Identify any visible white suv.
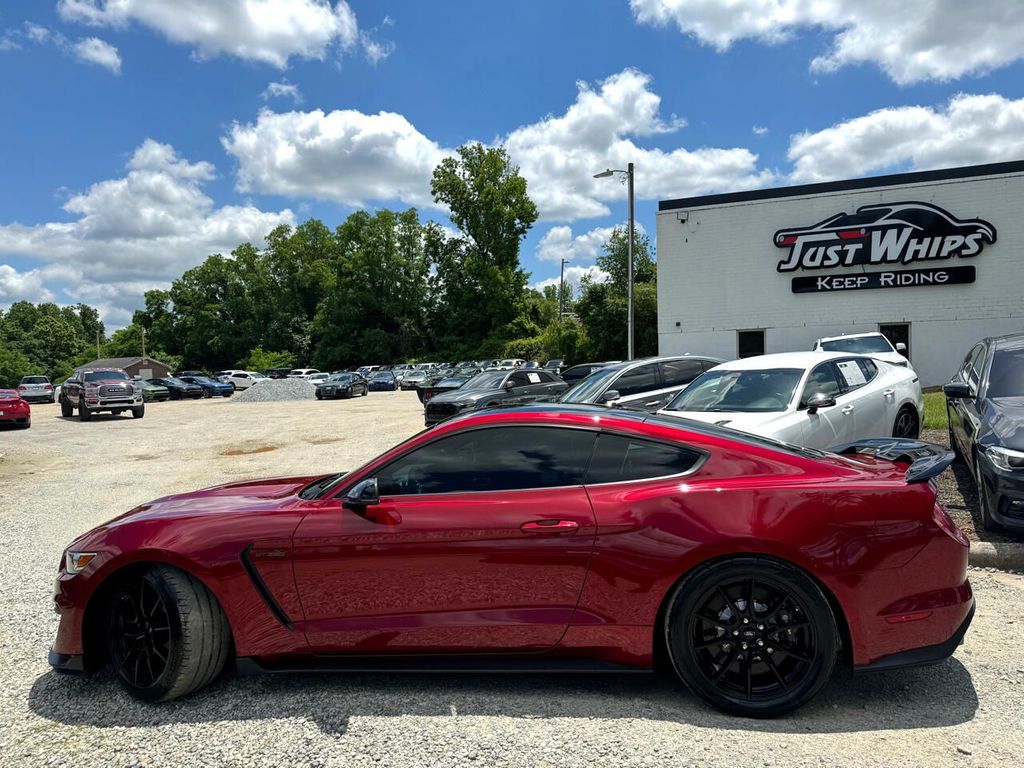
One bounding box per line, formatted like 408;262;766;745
287;368;320;379
812;332;912;369
214;370;264;390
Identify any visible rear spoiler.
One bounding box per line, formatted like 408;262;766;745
829;438;955;484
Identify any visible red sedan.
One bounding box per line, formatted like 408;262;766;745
0;389;31;428
50;405;973;717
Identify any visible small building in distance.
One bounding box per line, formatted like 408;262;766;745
77;356;173;380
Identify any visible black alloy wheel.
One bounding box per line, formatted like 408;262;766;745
106;566;231;702
893;407;919;439
666;558;837;717
202;388;212;399
108;575;174;693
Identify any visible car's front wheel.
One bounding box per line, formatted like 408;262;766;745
78;397;91;421
975;459;1002;532
664;557;838;718
131;403;145;419
106;565;231;702
893;406;919;439
60;396;73;417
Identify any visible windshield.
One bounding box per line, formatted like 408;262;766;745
84;371;128;382
437;377;468;387
0;392;17;399
406;371;426;379
22;376;48;384
194;377;219;385
461;371;507;391
666;368;803;413
328;374;353;382
819;335;893;354
988;348;1024;398
558;366;622;403
372;372;394;380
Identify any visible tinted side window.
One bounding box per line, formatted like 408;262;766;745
854;358;878;382
378;427;597;495
586;434;701;484
801;363;842;405
965;345;986;389
614;364;660;396
660;359;705;387
834;359;871;392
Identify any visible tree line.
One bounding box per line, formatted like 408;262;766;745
0;144;656;386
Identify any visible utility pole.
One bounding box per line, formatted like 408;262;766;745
559;258;568;318
96;330;101;359
626;161;635;361
141;327;146;360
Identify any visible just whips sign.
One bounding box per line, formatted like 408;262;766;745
773;202;996;293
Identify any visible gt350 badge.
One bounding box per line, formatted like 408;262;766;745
773;202;996;273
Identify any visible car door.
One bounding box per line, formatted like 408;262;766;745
292;425;599;655
833;357;890;439
610;362;663;410
798;361;858;449
953;345;987;464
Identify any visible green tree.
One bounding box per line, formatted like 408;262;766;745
239;346;295;371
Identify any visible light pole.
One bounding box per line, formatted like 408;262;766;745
559;258;569;318
594;162;635;360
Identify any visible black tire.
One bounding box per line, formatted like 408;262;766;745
202;389;211;399
948;418;965;464
60;396;73;417
893;406;919;439
664;557;838;718
132;403;145;419
78;397;91;421
106;565;231;702
975;459;1002;532
315;392;322;400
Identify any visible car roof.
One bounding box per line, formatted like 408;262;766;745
988;333;1024;352
74;367;125;373
816;331;887;343
710;351;858;371
591;354;726;375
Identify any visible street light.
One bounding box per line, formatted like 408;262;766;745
559;258;569;318
594;162;635;360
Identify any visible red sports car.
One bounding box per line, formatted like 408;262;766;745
50;405;973;717
0;389;31;428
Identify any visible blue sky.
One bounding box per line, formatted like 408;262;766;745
3;0;1024;327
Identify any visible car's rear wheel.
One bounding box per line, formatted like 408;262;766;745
106;565;231;702
78;397;91;421
893;406;919;439
665;557;838;718
60;396;73;417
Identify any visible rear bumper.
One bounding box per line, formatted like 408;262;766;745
854;600;975;673
22;394;53;403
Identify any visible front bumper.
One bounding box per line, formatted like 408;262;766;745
978;454;1024;530
48;649;85;674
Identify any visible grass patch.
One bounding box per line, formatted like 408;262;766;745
923;391;948;431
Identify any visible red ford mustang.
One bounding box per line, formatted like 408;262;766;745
50;405;974;716
0;389;32;428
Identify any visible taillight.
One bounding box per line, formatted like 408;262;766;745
933;502;968;546
44;384;53;390
17;385;26;391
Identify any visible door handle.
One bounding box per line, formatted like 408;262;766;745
841;405;855;414
520;519;580;535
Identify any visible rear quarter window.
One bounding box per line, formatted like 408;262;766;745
586;434;702;484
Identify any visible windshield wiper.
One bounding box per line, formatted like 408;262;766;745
299;472;344;500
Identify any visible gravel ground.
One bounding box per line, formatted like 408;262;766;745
1;397;1022;767
233;378;317;403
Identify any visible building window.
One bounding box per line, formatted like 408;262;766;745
879;323;911;360
737;329;765;359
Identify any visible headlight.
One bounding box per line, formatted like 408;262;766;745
985;446;1024;471
65;551;98;574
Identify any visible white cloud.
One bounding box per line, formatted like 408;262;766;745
71;36;121;73
8;22;120;73
0;265;55;304
57;0;362;68
532;264;609;293
360;32;393;65
0;140;294;325
536;222;647;263
630;0;1024;84
503;69;775;220
752;125;768;136
223;108;451;207
788;93;1024;183
262;80;303;104
222;68;773;221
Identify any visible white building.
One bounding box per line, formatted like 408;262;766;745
656;161;1024;387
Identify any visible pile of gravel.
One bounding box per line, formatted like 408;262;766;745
233;378;316;403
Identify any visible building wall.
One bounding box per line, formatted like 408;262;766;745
657;168;1024;387
125;360;171;379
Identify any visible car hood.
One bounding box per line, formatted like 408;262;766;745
100;475;326;528
985;397;1024;451
658;408;794;435
427;388;497;404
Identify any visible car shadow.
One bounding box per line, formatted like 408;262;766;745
29;659;977;736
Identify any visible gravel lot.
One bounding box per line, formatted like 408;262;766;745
1;395;1023;767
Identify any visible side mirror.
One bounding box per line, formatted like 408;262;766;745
895;342;907;353
601;389;621;404
342;478;379;510
805;392;837;414
504;380;515;390
943;381;973;399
